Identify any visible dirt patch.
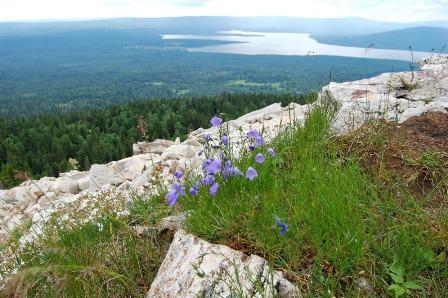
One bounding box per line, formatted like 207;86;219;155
341;112;448;209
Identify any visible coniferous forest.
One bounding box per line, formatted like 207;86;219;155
0;93;315;188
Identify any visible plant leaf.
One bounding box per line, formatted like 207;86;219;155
388;284;406;297
403;280;422;289
389;272;404;284
390;262;405;276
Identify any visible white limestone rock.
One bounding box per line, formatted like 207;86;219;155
78;176;91;191
0;189;16;203
14;188;36;205
320;58;448;135
133;139;175;155
148;230;300;298
116;155;146;180
59;170;87;180
131;173;149;189
235;103;283;124
161;144;198;161
54;179;80;194
89;164;117;189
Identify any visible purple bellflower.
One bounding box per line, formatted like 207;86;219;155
205;159;222;175
209;183;219;196
174;169;183;179
201;175;215;186
247;129;261;139
210;116;223;128
166;182;186;206
222;135;229;145
275;217;289;236
165;190;178;207
189;185;199;196
246;167;258;181
255;153;265;164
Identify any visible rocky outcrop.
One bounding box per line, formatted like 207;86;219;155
148;230;300;298
322;55;448;135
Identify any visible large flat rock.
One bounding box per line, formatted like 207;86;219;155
148;230;300;298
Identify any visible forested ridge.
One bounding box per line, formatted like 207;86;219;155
0;93;315;188
0;27;410;118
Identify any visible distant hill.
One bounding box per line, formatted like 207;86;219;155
0;16;444;37
314;26;448;52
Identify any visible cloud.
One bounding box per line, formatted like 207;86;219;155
104;0;211;7
0;0;447;22
163;0;211;6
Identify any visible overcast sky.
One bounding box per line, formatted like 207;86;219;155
1;0;447;22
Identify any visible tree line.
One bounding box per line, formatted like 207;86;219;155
0;93;315;188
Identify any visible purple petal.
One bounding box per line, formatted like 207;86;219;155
209;182;219;196
268;148;276;157
255;136;265;146
202;159;212;169
255;153;265;164
165;190;179;207
247;129;261;139
222;135;229;145
173;182;186;196
245;167;258;181
210;116;223;128
201;175;215;186
205;159;222;175
189;186;199;196
174;169;183;179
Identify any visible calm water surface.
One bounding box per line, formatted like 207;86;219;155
162;30;433;62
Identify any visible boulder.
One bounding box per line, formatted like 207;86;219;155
117;155;146;180
0;189;16;203
131;173;149;189
183;136;201;146
59;170;87;180
157;213;187;232
133;139;175;155
89;164;117;189
54;179;79;194
235;103;283;124
78;176;90;191
14;188;36;205
160;145;197;161
148;230;300;298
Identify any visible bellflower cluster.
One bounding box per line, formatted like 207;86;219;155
165;115;278;207
247;129;265;149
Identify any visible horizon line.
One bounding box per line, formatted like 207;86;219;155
1;15;448;25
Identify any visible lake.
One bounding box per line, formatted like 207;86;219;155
162;30;433;62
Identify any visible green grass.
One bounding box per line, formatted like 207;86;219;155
1;214;170;297
0;219;32;252
399;77;419;92
178;107;447;296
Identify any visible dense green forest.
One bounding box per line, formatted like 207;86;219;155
0;27;411;117
0;93;315;188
